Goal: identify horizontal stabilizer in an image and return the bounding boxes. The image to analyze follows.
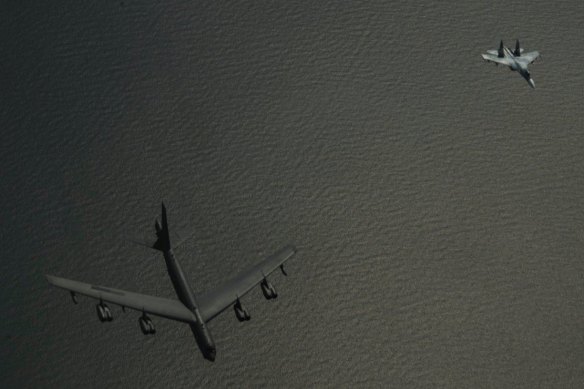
[129,229,192,251]
[130,203,194,251]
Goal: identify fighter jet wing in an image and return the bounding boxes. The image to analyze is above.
[516,51,540,64]
[46,275,196,323]
[481,53,512,66]
[196,245,296,322]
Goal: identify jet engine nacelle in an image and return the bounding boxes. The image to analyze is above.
[261,279,278,300]
[234,299,251,322]
[96,303,113,322]
[139,314,156,335]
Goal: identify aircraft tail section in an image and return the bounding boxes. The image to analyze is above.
[514,40,521,56]
[498,40,504,57]
[129,202,193,251]
[152,202,171,251]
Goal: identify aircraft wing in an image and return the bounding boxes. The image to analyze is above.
[516,51,540,64]
[46,275,196,323]
[196,245,296,322]
[481,53,512,66]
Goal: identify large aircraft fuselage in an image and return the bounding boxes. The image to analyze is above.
[162,249,217,361]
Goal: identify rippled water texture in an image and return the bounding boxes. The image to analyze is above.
[2,1,584,387]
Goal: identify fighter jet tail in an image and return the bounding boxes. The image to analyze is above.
[514,40,521,56]
[498,40,504,57]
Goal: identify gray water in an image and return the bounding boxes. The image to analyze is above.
[2,1,584,387]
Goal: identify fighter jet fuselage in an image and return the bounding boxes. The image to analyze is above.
[502,47,533,87]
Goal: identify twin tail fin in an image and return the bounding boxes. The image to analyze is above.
[498,40,504,57]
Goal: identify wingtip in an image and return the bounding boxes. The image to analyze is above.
[280,244,297,255]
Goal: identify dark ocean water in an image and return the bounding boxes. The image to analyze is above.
[2,1,584,387]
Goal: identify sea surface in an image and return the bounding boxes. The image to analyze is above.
[2,1,584,387]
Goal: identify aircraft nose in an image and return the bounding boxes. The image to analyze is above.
[528,78,535,89]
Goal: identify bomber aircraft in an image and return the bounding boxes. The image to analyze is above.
[46,203,296,361]
[482,40,540,88]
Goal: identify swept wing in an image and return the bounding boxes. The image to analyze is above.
[46,275,196,322]
[481,53,512,66]
[196,245,296,322]
[516,51,540,65]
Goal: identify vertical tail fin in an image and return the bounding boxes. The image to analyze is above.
[498,40,505,57]
[152,202,171,251]
[514,40,521,56]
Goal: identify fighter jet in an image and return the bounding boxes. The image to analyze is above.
[46,203,296,362]
[482,40,540,88]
